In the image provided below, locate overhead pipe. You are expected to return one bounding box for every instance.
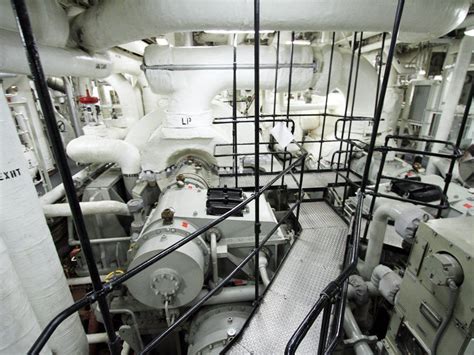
[66,135,141,192]
[0,30,112,78]
[43,200,131,218]
[144,44,315,125]
[0,85,88,354]
[0,0,69,47]
[71,0,469,51]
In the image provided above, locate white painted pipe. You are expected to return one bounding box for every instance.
[210,232,219,286]
[86,333,109,344]
[138,72,160,115]
[0,30,112,78]
[67,135,141,192]
[358,204,408,280]
[124,108,164,151]
[0,238,50,355]
[105,74,141,126]
[428,36,474,172]
[258,252,271,287]
[71,0,469,51]
[67,275,107,286]
[43,201,130,218]
[195,285,264,306]
[0,0,69,47]
[0,86,88,354]
[39,164,104,205]
[343,306,374,355]
[145,44,314,124]
[370,265,401,305]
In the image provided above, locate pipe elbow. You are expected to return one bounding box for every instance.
[67,136,141,175]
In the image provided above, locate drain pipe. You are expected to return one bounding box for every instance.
[0,85,88,354]
[67,135,141,193]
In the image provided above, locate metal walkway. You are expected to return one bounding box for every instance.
[227,202,348,354]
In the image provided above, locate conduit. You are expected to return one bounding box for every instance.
[43,200,130,218]
[71,0,469,51]
[0,238,50,355]
[0,86,88,354]
[67,135,141,192]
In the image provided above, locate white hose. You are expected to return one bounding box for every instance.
[43,200,130,217]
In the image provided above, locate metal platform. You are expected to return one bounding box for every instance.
[227,202,348,354]
[219,171,360,190]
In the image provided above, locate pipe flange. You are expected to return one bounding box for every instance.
[150,268,181,298]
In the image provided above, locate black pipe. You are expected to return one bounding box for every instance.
[280,31,295,187]
[374,33,387,117]
[360,0,405,194]
[253,0,261,302]
[9,1,119,354]
[270,31,281,173]
[334,32,358,185]
[233,36,239,188]
[318,33,336,170]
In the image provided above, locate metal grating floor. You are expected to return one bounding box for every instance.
[227,202,348,354]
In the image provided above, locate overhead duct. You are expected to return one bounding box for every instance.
[144,44,315,125]
[71,0,469,51]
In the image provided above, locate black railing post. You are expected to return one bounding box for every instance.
[253,0,261,302]
[233,35,239,187]
[10,1,120,354]
[270,31,281,173]
[318,33,336,170]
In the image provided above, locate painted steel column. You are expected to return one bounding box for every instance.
[428,35,474,172]
[0,85,88,354]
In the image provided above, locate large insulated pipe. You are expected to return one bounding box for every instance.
[0,87,88,354]
[145,44,314,124]
[71,0,469,51]
[67,135,141,192]
[0,0,69,47]
[0,30,112,78]
[0,238,50,355]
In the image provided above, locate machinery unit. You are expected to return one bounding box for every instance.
[383,217,474,354]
